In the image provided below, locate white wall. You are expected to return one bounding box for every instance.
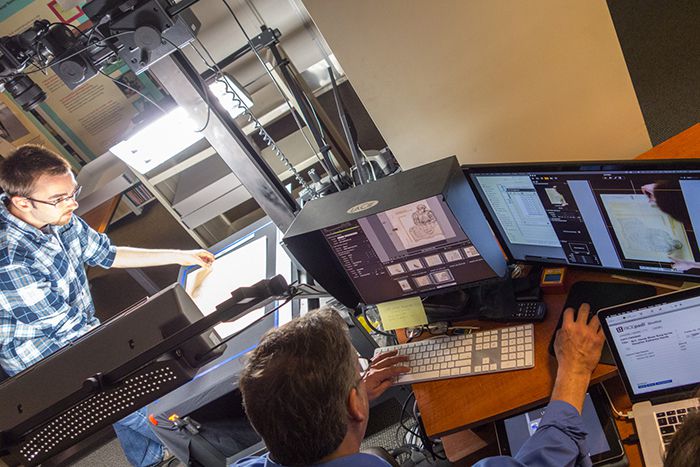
[302,0,652,168]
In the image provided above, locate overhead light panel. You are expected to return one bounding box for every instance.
[110,107,204,174]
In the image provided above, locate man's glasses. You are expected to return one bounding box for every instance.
[25,185,82,207]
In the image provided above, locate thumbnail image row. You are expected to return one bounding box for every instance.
[396,269,455,291]
[386,246,479,276]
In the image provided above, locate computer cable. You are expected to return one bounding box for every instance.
[601,382,634,420]
[98,69,166,114]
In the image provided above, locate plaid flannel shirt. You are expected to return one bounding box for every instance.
[0,199,116,376]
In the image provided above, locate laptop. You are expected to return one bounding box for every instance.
[599,286,700,467]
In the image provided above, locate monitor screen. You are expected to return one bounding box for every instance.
[322,195,495,304]
[467,163,700,279]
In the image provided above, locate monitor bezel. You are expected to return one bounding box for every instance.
[463,158,700,282]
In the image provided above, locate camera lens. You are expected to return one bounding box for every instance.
[4,75,46,111]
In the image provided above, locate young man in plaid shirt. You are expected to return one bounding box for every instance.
[0,144,215,466]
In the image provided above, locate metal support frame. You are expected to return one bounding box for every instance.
[200,26,353,171]
[267,42,353,170]
[200,27,281,82]
[149,52,299,232]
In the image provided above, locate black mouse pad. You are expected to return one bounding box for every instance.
[548,281,656,365]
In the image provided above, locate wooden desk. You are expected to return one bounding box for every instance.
[636,122,700,159]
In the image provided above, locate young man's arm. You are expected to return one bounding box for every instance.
[112,247,214,269]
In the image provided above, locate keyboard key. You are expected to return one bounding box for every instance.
[656,412,665,418]
[658,418,668,426]
[668,416,678,424]
[660,426,675,435]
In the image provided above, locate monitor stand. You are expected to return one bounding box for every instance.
[423,276,519,323]
[547,281,657,365]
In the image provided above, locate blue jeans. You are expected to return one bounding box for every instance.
[113,407,164,467]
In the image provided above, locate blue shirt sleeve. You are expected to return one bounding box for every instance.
[72,215,116,268]
[474,400,591,467]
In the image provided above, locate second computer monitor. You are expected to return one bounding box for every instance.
[466,160,700,280]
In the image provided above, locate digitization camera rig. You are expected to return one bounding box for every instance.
[0,0,200,111]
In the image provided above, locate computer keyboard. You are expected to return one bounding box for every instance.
[656,405,699,448]
[374,324,535,385]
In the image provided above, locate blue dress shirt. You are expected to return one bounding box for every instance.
[232,452,391,467]
[475,400,591,467]
[232,400,589,467]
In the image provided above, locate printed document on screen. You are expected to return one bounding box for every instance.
[476,176,559,247]
[607,297,700,395]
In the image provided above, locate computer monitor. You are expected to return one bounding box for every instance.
[284,157,508,307]
[466,160,700,280]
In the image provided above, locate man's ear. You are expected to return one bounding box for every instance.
[347,387,368,423]
[10,196,32,212]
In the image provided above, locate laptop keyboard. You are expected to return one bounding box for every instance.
[656,405,699,448]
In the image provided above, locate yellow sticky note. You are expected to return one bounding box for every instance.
[376,297,428,331]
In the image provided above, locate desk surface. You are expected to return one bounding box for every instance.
[636,122,700,159]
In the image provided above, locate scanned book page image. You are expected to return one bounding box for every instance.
[385,201,447,249]
[601,194,693,263]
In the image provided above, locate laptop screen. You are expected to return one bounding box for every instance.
[603,290,700,397]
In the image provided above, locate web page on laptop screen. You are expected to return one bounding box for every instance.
[605,295,700,396]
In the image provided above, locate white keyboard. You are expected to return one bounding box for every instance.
[374,324,535,384]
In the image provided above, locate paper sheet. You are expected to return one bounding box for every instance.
[185,237,267,338]
[376,296,428,331]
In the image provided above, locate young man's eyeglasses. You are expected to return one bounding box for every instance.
[25,185,82,207]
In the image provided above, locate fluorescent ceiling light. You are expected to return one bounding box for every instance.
[209,76,253,119]
[110,107,204,174]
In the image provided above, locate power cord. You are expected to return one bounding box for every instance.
[601,382,634,420]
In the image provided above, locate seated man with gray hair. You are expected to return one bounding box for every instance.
[233,304,604,466]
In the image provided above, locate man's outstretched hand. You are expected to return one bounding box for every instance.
[179,250,215,268]
[551,304,606,413]
[362,350,410,401]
